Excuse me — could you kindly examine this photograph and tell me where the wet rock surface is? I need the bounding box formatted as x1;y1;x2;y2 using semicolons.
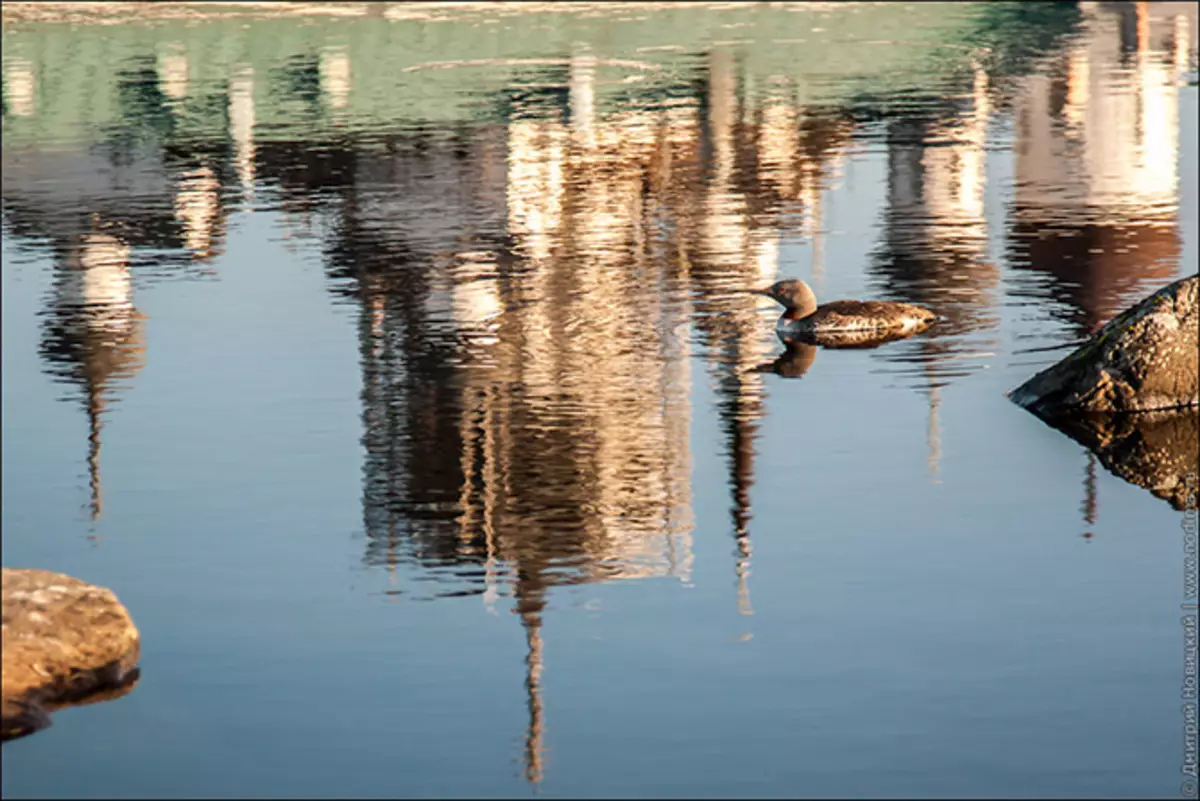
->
1;568;140;741
1010;275;1199;415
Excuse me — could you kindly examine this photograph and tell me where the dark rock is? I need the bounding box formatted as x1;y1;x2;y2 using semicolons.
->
1010;275;1198;415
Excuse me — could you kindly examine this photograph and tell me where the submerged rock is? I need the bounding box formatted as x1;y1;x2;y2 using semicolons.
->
1;568;140;741
1039;409;1199;511
1010;275;1198;415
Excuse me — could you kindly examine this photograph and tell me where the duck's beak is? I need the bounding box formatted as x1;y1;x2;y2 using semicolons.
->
742;288;775;299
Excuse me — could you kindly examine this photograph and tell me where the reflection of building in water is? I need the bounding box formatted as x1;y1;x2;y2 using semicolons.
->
338;48;869;781
319;47;352;113
156;42;189;102
5;49;265;527
679;51;858;618
38;231;146;523
5;18;1068;777
873;65;999;480
1008;0;1193;335
345;57;717;784
173;166;223;261
693;49;776;619
229;66;257;193
3;55;236;269
4;57;38;117
1082;452;1098;539
1006;1;1194;528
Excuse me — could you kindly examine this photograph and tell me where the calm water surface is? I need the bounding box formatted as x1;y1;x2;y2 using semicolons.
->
2;2;1198;797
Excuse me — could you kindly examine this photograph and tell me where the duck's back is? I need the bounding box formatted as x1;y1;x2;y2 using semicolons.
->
805;299;934;332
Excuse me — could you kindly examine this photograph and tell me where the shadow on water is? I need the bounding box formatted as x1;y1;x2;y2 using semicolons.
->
2;0;1196;785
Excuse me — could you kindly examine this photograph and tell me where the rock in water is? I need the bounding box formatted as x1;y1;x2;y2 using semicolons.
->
1;569;141;741
1010;275;1198;415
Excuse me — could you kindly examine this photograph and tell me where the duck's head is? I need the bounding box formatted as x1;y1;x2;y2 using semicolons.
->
753;278;817;316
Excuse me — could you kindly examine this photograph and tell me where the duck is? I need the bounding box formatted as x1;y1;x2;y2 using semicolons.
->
752;278;936;345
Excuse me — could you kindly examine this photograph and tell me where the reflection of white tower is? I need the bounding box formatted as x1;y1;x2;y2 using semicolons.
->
505;114;566;410
1174;11;1193;73
569;51;597;151
507;119;566;263
65;235;135;320
699;49;787;621
702;50;781;296
174;166;221;260
4;57;36;117
229;67;256;193
807;173;826;292
483;84;699;583
319;47;352;113
432;84;707;781
757;96;799;198
928;66;988;224
58;233;145;523
157;43;189;101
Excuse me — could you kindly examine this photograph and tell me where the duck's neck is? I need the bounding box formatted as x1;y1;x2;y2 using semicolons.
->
783;285;818;320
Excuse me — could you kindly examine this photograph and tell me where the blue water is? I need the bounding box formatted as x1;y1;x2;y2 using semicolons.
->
2;2;1197;797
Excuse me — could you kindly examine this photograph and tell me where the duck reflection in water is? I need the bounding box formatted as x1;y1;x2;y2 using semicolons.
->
756;342;818;378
